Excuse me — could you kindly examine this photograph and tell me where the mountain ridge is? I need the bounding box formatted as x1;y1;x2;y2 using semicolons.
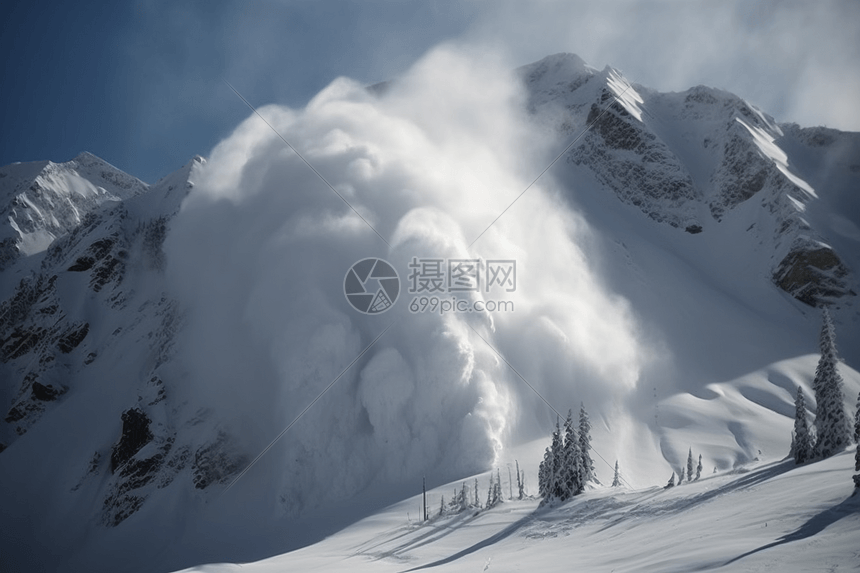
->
1;52;858;573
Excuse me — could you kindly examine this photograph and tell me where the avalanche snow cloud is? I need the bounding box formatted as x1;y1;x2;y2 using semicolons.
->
165;46;646;511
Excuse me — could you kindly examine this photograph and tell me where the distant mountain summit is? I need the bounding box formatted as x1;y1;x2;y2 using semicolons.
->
0;152;148;269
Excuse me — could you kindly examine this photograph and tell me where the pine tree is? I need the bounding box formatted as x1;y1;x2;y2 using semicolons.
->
611;460;621;487
813;308;851;459
448;489;459;513
486;473;494;508
677;467;683;484
793;386;813;464
854;439;860;487
665;472;675;489
494;468;503;505
578;404;596;485
538;447;552;498
696;454;702;480
474;477;480;508
459;482;469;512
561;409;581;499
855;396;860;488
538;458;546;497
854;391;860;444
516;460;524;500
686;448;694;482
550;417;564;499
439;495;445;517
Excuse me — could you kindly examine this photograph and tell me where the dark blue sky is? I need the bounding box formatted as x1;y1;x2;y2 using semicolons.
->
0;1;479;183
3;1;858;184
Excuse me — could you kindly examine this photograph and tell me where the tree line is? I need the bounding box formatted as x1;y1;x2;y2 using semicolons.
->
791;308;860;490
426;307;859;524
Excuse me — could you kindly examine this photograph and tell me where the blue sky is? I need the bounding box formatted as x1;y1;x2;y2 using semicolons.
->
2;0;858;184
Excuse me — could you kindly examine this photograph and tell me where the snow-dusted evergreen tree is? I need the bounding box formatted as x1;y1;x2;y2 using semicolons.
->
537;407;599;502
793;386;813;464
447;489;459;514
677;467;683;484
550;417;565;499
854;391;860;444
538;447;552;498
516;460;524;500
561;409;581;499
813;308;851;459
696;454;702;480
578;404;597;485
854;436;860;488
486;474;494;508
458;482;469;512
855;397;860;488
474;477;480;508
686;448;694;482
494;468;503;505
611;460;621;487
439;495;445;517
665;472;675;489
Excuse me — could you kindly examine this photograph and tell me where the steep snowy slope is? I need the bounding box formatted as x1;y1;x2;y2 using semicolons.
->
174;450;860;573
1;51;858;573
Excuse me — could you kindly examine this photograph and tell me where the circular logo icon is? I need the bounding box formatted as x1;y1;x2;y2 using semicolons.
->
344;258;400;314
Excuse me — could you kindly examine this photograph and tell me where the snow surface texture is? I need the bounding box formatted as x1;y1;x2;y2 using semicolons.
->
1;50;859;572
174;450;860;573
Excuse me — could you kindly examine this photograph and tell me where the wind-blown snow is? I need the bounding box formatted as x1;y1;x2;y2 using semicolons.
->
165;45;647;513
736;116;817;198
607;69;644;121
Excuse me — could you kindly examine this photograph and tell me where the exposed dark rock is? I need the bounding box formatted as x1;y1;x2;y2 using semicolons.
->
4;406;24;423
68;257;95;272
588;101;644;151
31;382;65;401
90;255;125;292
685;224;703;234
0;275;51;332
110;408;154;473
89;238;115;260
1;326;47;362
38;304;58;315
142;217;168;271
192;432;247;490
104;495;145;527
0;237;19;270
774;244;854;306
57;322;89;353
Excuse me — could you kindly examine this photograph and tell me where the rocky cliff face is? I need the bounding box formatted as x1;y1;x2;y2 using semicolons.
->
519;53;858;307
0;154;246;526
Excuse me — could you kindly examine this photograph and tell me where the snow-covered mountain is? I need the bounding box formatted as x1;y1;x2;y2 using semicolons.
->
521;53;859;307
1;53;858;573
0;152;148;268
